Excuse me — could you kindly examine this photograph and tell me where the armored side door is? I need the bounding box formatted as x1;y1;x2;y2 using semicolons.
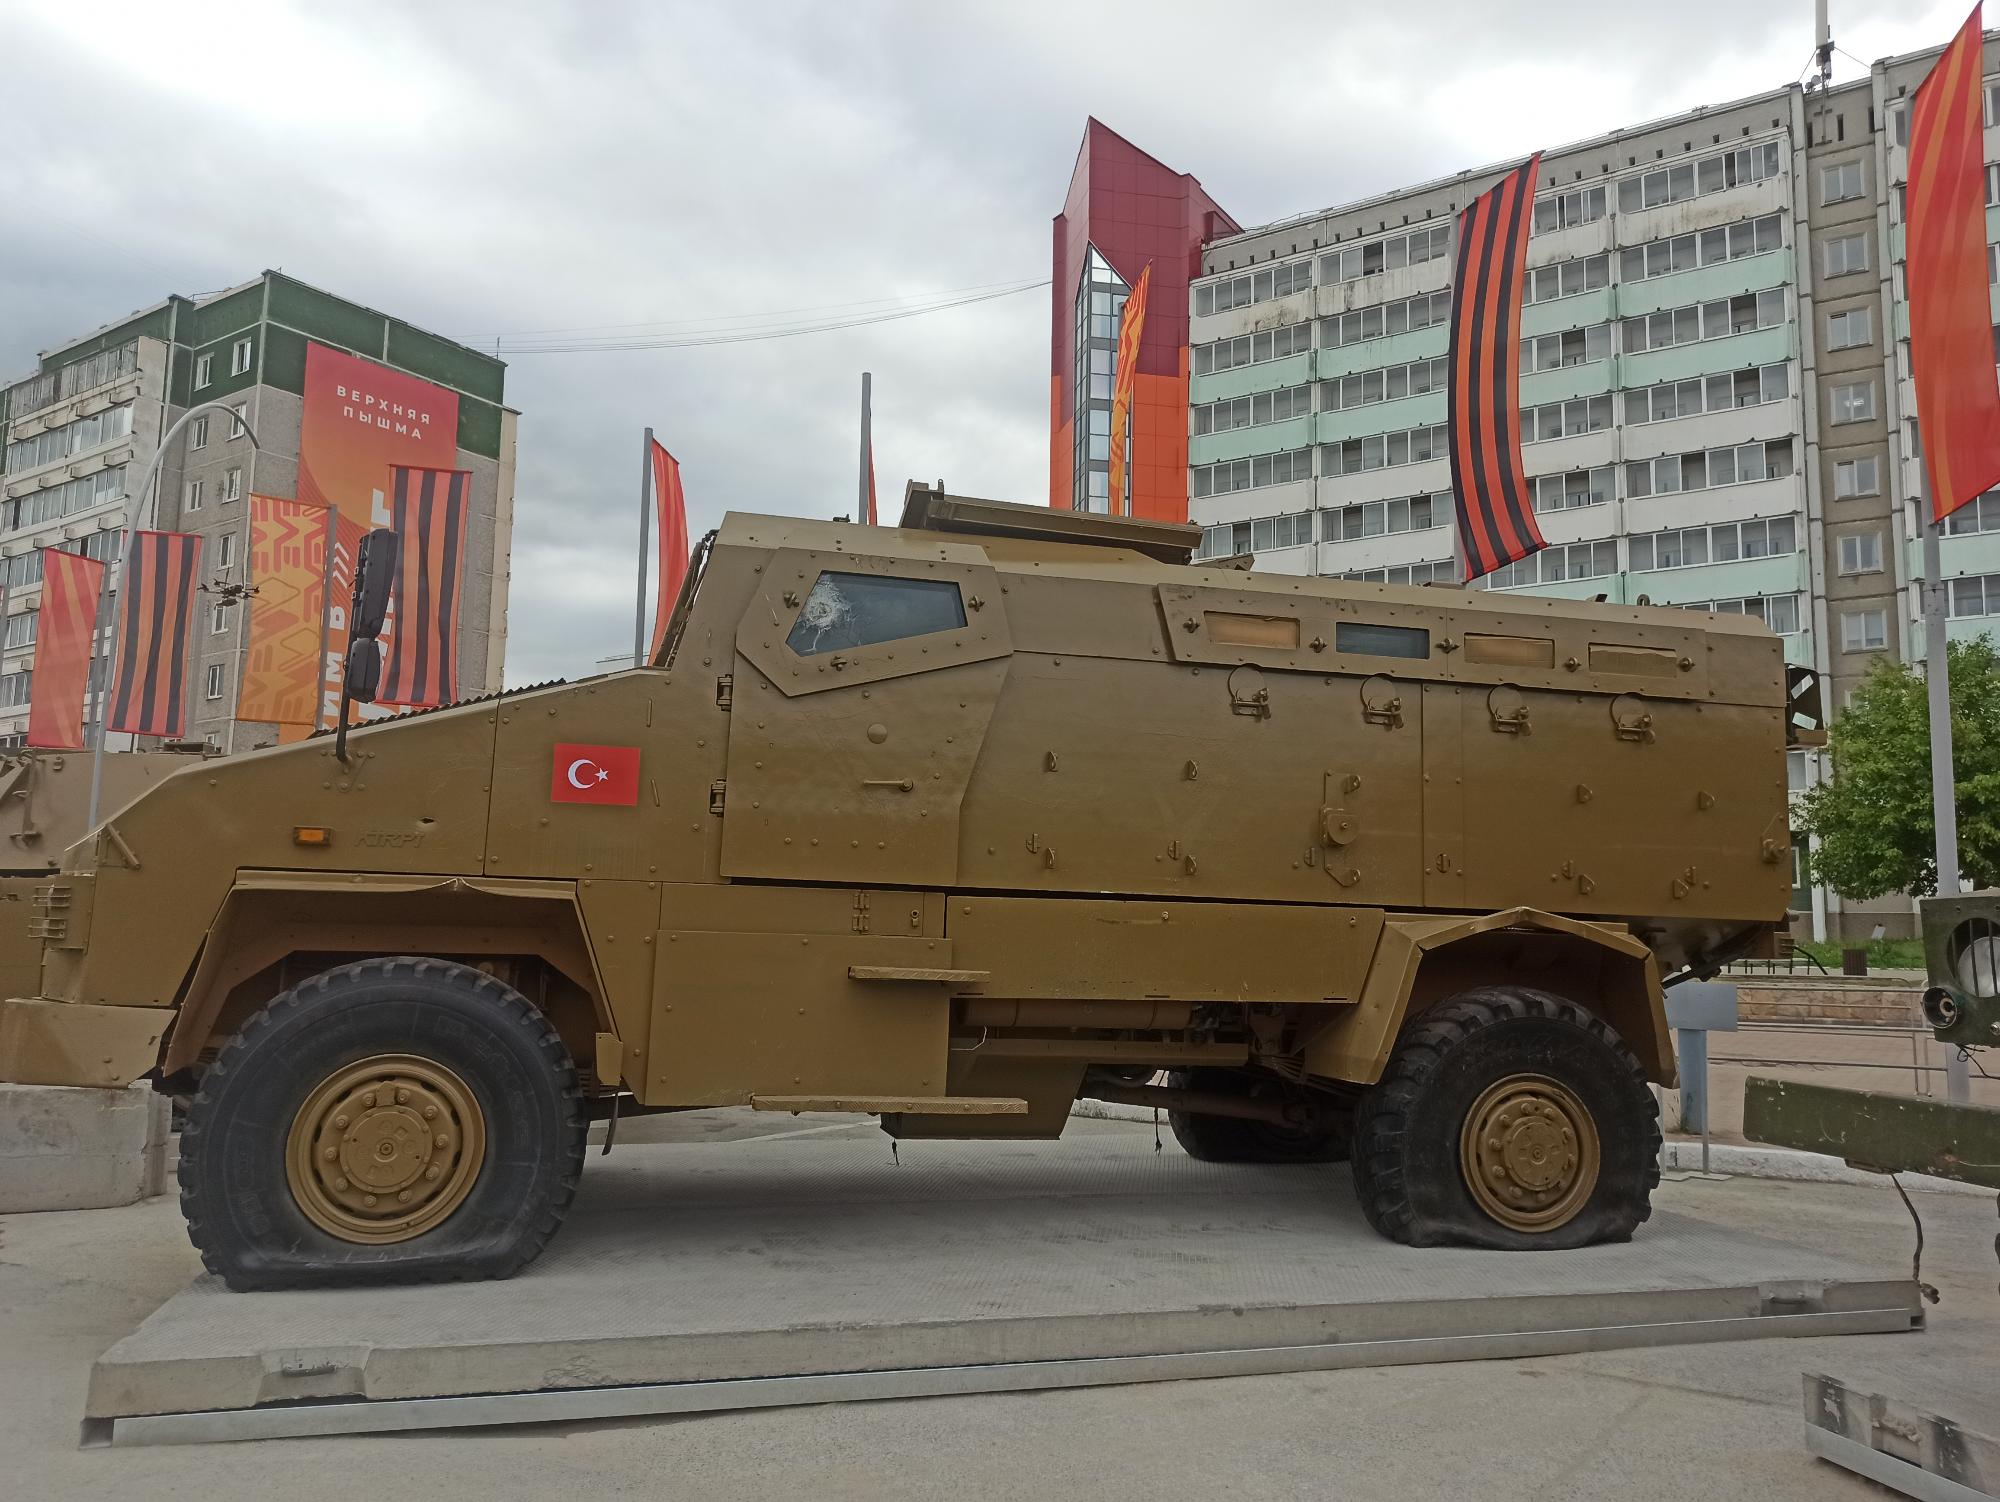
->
721;546;1012;886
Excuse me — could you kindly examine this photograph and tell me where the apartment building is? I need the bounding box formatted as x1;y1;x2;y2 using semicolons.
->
0;272;517;750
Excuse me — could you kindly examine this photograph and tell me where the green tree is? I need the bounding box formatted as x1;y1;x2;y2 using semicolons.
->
1794;635;2000;898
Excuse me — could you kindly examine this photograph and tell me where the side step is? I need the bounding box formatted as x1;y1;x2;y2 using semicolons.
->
750;1095;1027;1116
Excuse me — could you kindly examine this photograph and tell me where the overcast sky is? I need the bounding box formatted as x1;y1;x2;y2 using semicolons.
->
0;0;1972;684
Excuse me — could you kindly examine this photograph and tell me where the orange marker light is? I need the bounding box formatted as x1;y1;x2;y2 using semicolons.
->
292;826;332;847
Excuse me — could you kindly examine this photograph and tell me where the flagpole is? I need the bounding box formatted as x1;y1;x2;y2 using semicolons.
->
859;373;872;522
1921;494;1971;1104
634;428;653;669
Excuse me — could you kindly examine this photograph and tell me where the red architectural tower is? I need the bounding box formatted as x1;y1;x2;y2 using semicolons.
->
1051;120;1236;521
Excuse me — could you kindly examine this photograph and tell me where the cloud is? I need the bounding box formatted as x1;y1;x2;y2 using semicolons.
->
0;0;1963;684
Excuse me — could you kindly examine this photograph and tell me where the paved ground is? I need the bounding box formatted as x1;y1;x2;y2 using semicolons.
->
4;1111;1996;1501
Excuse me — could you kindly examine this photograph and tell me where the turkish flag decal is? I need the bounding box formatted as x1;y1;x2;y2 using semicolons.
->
550;743;641;806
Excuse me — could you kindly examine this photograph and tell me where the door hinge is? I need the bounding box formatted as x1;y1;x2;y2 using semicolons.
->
708;779;727;816
715;674;733;711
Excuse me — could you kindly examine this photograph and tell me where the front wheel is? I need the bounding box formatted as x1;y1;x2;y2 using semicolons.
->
1350;987;1659;1249
180;956;586;1289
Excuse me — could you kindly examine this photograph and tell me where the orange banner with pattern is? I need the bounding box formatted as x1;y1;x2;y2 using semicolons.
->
240;495;332;726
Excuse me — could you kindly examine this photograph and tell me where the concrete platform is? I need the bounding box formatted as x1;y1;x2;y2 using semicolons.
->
0;1082;170;1213
85;1134;1923;1445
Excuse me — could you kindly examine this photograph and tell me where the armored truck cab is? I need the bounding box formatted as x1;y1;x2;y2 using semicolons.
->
0;489;1802;1286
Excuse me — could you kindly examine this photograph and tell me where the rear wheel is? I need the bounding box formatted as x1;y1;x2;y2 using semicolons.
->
1350;987;1659;1249
180;956;586;1289
1166;1068;1351;1163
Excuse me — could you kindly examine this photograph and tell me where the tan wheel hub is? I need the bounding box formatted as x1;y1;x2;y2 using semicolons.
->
1459;1073;1600;1233
285;1054;486;1244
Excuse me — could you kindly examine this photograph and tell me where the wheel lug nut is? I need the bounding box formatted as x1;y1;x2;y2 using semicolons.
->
333;1115;349;1129
396;1088;410;1105
333;1178;349;1191
424;1106;438;1120
361;1092;376;1108
425;1164;442;1181
435;1135;449;1148
398;1190;413;1203
322;1146;337;1161
363;1194;378;1207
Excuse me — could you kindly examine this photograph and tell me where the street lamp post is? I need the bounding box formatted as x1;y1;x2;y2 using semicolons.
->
85;401;259;834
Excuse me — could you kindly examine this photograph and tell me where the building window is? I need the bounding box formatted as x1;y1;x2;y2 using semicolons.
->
3;401;135;476
1531;466;1614;513
189;415;209;450
1522;394;1614;444
1697;593;1802;634
1521;324;1612;374
184;479;204;513
1319;291;1453;349
230;337;253;376
79;528;122;563
1319;424;1450;476
1620;289;1785;354
1615;141;1781;215
211;602;232;635
1192;385;1313;436
1522;253;1609;305
1837;532;1883;575
1531;184;1607;235
1629;515;1798;571
1322;493;1446;541
1196;259;1312;317
1834;456;1881;499
222;467;243;502
3;612;37;650
1947;492;2000;534
1828;381;1876;425
1482;540;1618;588
1343;559;1458;586
1318;223;1451;286
1320;357;1450;412
1826;307;1872;350
1840;608;1887;652
1823;233;1870;277
1821;161;1865;205
194;353;213;389
1248;511;1316;550
1626;364;1788;425
1618;214;1782;283
1191;448;1312;498
205;662;226;700
1950;574;2000;617
229;402;248;438
1624;440;1795;498
0;670;30;709
216;532;236;570
1192;321;1313;376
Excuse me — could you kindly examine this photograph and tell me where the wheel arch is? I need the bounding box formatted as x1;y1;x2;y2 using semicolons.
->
1302;907;1675;1088
160;873;620;1082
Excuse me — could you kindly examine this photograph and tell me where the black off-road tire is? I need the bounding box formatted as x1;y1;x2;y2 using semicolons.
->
180;956;586;1290
1166;1068;1352;1164
1350;987;1660;1249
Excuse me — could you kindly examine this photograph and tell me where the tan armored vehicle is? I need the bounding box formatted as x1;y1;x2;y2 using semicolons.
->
0;490;1802;1287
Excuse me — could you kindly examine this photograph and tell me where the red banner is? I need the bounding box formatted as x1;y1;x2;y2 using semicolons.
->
26;549;104;750
298;343;459;532
241;496;331;726
108;531;202;739
1909;3;2000;522
1448;154;1545;580
648;439;689;661
1106;262;1151;518
378;466;470;708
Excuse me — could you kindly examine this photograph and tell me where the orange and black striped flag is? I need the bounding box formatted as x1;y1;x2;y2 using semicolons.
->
108;530;202;739
379;465;470;708
27;547;105;749
1447;154;1546;581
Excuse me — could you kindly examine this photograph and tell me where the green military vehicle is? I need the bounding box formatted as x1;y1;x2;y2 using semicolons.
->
0;490;1807;1288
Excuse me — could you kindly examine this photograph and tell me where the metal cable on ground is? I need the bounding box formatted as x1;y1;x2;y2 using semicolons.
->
1891;1173;1942;1305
